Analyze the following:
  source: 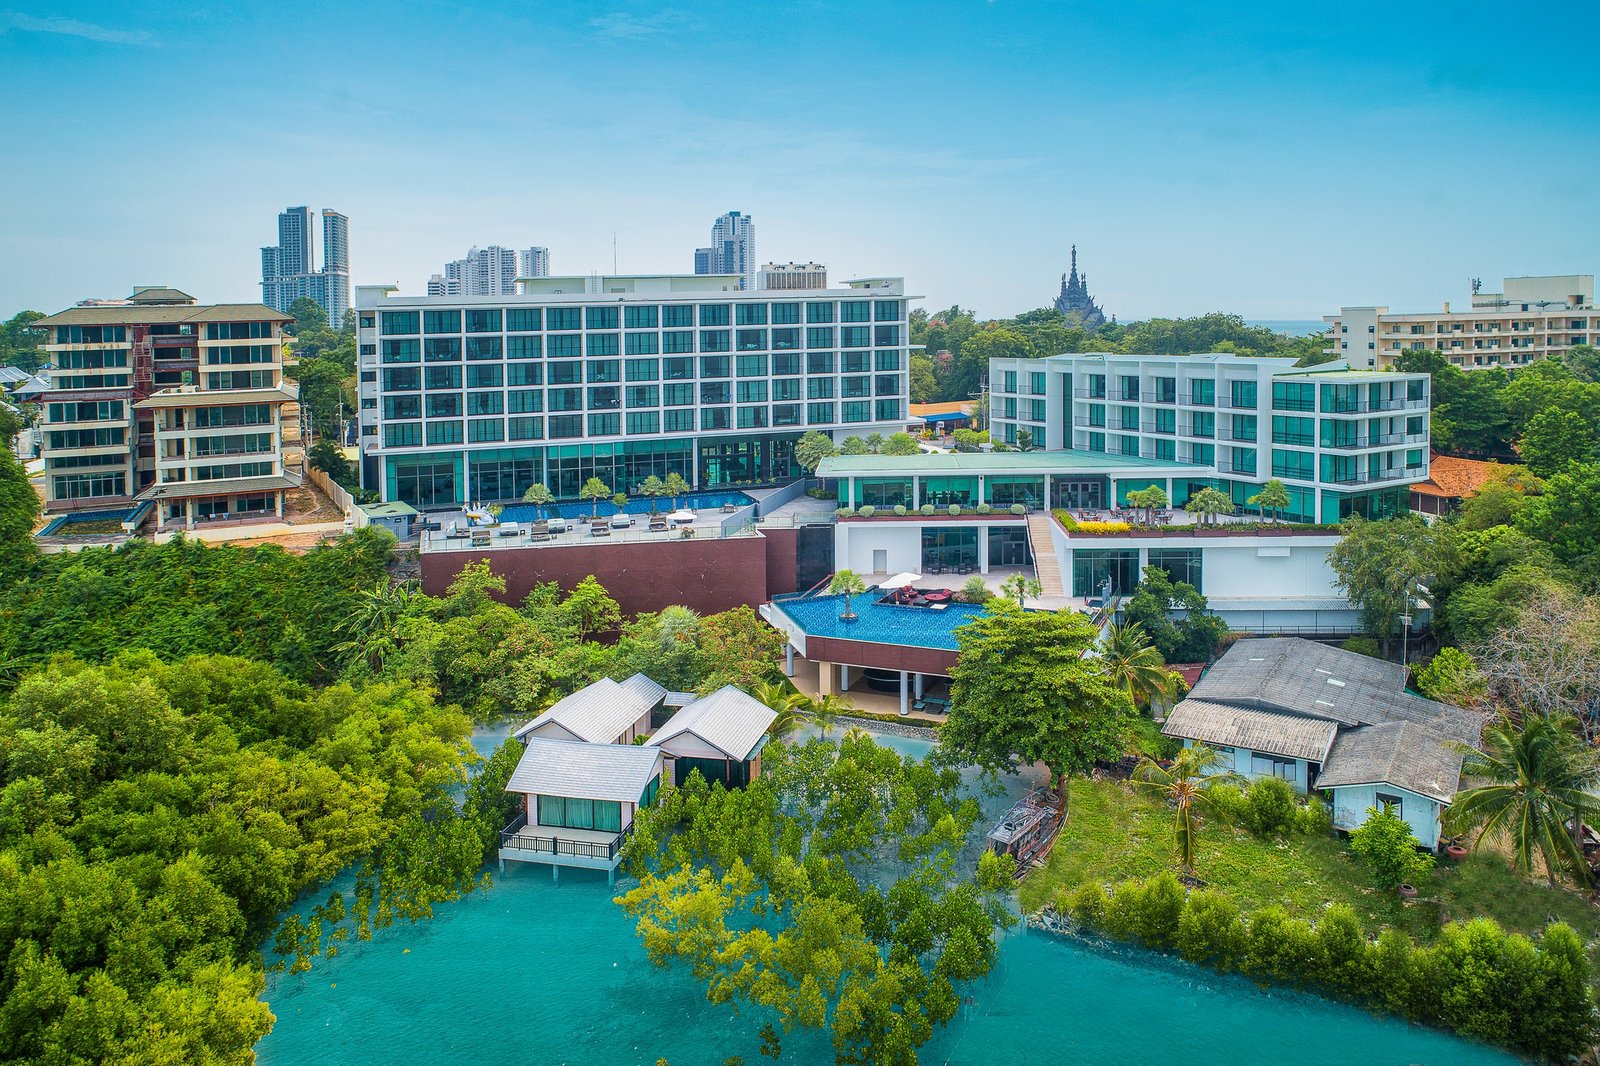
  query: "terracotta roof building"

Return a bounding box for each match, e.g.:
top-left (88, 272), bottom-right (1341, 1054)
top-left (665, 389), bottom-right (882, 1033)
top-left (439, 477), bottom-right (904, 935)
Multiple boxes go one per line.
top-left (1410, 453), bottom-right (1504, 516)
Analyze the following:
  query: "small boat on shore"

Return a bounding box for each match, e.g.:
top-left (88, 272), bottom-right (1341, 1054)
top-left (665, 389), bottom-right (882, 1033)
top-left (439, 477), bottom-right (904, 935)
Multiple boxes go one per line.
top-left (985, 786), bottom-right (1065, 875)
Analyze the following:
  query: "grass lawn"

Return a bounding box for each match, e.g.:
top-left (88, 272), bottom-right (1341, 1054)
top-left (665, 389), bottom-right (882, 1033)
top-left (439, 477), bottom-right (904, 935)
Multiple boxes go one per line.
top-left (1018, 775), bottom-right (1600, 951)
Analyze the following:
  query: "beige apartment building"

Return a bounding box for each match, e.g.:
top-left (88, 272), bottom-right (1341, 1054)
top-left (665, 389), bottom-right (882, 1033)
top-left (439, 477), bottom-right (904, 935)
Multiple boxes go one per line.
top-left (34, 286), bottom-right (300, 527)
top-left (1326, 275), bottom-right (1597, 371)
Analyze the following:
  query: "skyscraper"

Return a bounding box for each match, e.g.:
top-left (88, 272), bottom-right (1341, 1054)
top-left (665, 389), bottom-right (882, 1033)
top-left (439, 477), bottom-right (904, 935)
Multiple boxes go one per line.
top-left (260, 205), bottom-right (350, 326)
top-left (520, 246), bottom-right (550, 278)
top-left (693, 211), bottom-right (756, 289)
top-left (430, 245), bottom-right (544, 296)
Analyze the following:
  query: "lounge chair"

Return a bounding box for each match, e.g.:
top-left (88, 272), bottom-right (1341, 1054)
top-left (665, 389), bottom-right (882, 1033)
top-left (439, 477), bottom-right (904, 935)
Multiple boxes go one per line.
top-left (648, 518), bottom-right (668, 532)
top-left (590, 523), bottom-right (611, 537)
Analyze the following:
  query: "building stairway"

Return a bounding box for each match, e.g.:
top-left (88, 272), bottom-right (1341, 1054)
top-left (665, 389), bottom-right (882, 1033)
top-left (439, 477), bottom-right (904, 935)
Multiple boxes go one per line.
top-left (1025, 513), bottom-right (1066, 598)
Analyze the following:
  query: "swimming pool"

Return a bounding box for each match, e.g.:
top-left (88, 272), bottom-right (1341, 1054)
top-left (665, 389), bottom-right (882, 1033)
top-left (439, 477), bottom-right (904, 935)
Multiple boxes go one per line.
top-left (36, 503), bottom-right (150, 537)
top-left (494, 489), bottom-right (754, 524)
top-left (773, 591), bottom-right (990, 651)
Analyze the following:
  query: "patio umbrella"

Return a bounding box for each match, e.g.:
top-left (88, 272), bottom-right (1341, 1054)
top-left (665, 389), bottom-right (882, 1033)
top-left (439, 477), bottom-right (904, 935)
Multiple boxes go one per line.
top-left (667, 510), bottom-right (696, 522)
top-left (877, 571), bottom-right (923, 588)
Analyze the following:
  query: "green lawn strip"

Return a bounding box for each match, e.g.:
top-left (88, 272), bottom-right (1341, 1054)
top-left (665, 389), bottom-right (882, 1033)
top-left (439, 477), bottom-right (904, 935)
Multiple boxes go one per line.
top-left (1020, 777), bottom-right (1600, 954)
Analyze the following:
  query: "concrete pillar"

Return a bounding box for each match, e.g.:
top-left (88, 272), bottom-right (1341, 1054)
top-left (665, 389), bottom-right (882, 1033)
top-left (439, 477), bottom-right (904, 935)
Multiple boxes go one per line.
top-left (185, 498), bottom-right (195, 531)
top-left (785, 643), bottom-right (795, 677)
top-left (818, 660), bottom-right (835, 696)
top-left (899, 670), bottom-right (909, 716)
top-left (274, 491), bottom-right (284, 518)
top-left (912, 474), bottom-right (921, 509)
top-left (979, 525), bottom-right (991, 575)
top-left (839, 664), bottom-right (850, 692)
top-left (914, 673), bottom-right (925, 699)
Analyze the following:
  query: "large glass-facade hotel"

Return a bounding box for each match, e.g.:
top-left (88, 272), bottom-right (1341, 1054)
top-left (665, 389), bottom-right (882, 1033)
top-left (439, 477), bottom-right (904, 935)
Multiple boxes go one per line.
top-left (988, 353), bottom-right (1431, 524)
top-left (356, 275), bottom-right (913, 508)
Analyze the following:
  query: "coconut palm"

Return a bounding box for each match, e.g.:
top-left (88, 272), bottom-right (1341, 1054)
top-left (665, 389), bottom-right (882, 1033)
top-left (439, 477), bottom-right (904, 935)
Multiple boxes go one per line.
top-left (637, 475), bottom-right (666, 516)
top-left (751, 680), bottom-right (808, 737)
top-left (1184, 487), bottom-right (1235, 527)
top-left (1133, 744), bottom-right (1236, 872)
top-left (1445, 713), bottom-right (1600, 887)
top-left (1101, 621), bottom-right (1177, 709)
top-left (999, 573), bottom-right (1042, 606)
top-left (1247, 479), bottom-right (1290, 524)
top-left (663, 472), bottom-right (691, 510)
top-left (805, 693), bottom-right (853, 739)
top-left (1125, 485), bottom-right (1168, 525)
top-left (333, 579), bottom-right (416, 673)
top-left (830, 569), bottom-right (867, 620)
top-left (521, 482), bottom-right (555, 521)
top-left (579, 477), bottom-right (611, 518)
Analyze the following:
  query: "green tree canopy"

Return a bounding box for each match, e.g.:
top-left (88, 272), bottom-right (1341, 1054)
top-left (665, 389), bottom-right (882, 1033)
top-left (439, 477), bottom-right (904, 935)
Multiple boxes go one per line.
top-left (945, 602), bottom-right (1134, 811)
top-left (1123, 566), bottom-right (1228, 663)
top-left (794, 431), bottom-right (838, 473)
top-left (1328, 516), bottom-right (1453, 655)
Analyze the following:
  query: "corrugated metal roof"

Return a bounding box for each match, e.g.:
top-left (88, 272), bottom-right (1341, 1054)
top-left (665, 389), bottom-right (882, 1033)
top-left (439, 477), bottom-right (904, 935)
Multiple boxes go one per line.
top-left (1316, 721), bottom-right (1464, 804)
top-left (513, 676), bottom-right (663, 744)
top-left (505, 737), bottom-right (661, 802)
top-left (1162, 700), bottom-right (1338, 763)
top-left (651, 686), bottom-right (777, 761)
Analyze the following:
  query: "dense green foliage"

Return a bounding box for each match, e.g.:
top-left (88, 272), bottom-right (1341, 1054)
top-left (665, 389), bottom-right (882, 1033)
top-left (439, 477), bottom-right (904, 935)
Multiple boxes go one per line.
top-left (1395, 348), bottom-right (1600, 460)
top-left (945, 602), bottom-right (1133, 808)
top-left (617, 732), bottom-right (1015, 1065)
top-left (0, 443), bottom-right (39, 584)
top-left (1122, 566), bottom-right (1228, 663)
top-left (910, 307), bottom-right (1327, 403)
top-left (283, 297), bottom-right (356, 440)
top-left (0, 530), bottom-right (394, 684)
top-left (0, 310), bottom-right (46, 374)
top-left (1349, 807), bottom-right (1433, 890)
top-left (1064, 873), bottom-right (1594, 1061)
top-left (0, 652), bottom-right (480, 1063)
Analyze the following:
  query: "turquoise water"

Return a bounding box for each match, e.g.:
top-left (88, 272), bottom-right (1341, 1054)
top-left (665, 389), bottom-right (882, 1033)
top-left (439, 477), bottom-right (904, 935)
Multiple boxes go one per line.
top-left (1247, 319), bottom-right (1329, 338)
top-left (775, 592), bottom-right (989, 650)
top-left (258, 871), bottom-right (1515, 1066)
top-left (259, 728), bottom-right (1516, 1066)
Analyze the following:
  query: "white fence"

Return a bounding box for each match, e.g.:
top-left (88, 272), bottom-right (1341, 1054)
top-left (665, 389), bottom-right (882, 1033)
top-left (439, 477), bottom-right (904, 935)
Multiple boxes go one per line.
top-left (301, 461), bottom-right (355, 517)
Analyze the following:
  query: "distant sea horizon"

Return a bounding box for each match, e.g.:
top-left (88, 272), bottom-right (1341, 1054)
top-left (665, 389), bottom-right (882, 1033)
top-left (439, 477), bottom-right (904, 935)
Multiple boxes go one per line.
top-left (1247, 319), bottom-right (1328, 337)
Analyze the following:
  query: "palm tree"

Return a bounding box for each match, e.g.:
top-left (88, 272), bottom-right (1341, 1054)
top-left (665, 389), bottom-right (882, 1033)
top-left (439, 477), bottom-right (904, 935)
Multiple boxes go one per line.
top-left (806, 693), bottom-right (853, 739)
top-left (637, 475), bottom-right (666, 516)
top-left (1101, 621), bottom-right (1177, 709)
top-left (662, 472), bottom-right (691, 510)
top-left (1125, 485), bottom-right (1168, 524)
top-left (999, 573), bottom-right (1042, 606)
top-left (522, 482), bottom-right (555, 521)
top-left (333, 579), bottom-right (415, 673)
top-left (1133, 744), bottom-right (1236, 873)
top-left (1446, 713), bottom-right (1600, 887)
top-left (1184, 487), bottom-right (1235, 527)
top-left (830, 569), bottom-right (867, 621)
top-left (579, 477), bottom-right (611, 519)
top-left (751, 680), bottom-right (807, 738)
top-left (1247, 479), bottom-right (1290, 524)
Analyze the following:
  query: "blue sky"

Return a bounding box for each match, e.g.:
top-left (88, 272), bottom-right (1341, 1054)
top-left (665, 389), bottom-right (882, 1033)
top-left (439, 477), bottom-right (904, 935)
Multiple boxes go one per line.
top-left (3, 1), bottom-right (1597, 320)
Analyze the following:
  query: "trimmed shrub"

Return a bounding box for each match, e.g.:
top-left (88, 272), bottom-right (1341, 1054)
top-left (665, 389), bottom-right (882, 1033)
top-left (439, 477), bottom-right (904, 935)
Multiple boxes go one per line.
top-left (920, 504), bottom-right (935, 516)
top-left (1176, 890), bottom-right (1246, 971)
top-left (1052, 508), bottom-right (1077, 529)
top-left (976, 503), bottom-right (992, 515)
top-left (948, 504), bottom-right (962, 516)
top-left (835, 506), bottom-right (856, 518)
top-left (893, 504), bottom-right (908, 516)
top-left (857, 504), bottom-right (876, 518)
top-left (1242, 776), bottom-right (1297, 836)
top-left (1059, 875), bottom-right (1596, 1061)
top-left (1075, 520), bottom-right (1133, 535)
top-left (1010, 503), bottom-right (1027, 515)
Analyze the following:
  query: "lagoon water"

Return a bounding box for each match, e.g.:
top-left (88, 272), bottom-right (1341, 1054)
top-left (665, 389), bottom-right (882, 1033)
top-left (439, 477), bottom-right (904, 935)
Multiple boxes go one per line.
top-left (260, 727), bottom-right (1516, 1066)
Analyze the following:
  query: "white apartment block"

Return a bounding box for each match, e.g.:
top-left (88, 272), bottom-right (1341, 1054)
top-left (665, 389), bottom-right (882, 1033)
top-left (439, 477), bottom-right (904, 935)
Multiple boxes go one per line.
top-left (1327, 275), bottom-right (1597, 370)
top-left (759, 263), bottom-right (828, 290)
top-left (34, 287), bottom-right (299, 526)
top-left (521, 247), bottom-right (550, 278)
top-left (355, 273), bottom-right (914, 508)
top-left (989, 353), bottom-right (1430, 524)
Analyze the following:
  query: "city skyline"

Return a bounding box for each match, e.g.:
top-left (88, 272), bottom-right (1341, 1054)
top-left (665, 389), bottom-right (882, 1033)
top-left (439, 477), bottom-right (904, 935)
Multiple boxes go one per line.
top-left (2, 1), bottom-right (1597, 321)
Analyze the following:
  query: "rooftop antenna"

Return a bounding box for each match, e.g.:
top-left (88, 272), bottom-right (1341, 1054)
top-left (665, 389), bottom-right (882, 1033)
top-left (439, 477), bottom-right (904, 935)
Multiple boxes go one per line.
top-left (1469, 277), bottom-right (1482, 295)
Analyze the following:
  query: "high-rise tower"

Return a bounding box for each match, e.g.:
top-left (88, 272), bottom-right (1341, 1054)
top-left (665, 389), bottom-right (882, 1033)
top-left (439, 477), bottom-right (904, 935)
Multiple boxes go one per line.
top-left (694, 211), bottom-right (756, 290)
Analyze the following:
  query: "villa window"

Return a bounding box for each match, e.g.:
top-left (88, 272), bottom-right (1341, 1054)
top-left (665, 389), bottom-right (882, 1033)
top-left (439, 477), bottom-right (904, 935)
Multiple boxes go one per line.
top-left (537, 795), bottom-right (623, 833)
top-left (1250, 753), bottom-right (1297, 780)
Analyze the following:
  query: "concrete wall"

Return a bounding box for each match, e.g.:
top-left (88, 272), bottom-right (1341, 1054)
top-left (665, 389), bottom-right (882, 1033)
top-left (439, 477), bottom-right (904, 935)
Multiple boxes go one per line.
top-left (1330, 783), bottom-right (1443, 851)
top-left (421, 534), bottom-right (772, 618)
top-left (1200, 540), bottom-right (1341, 601)
top-left (835, 522), bottom-right (922, 576)
top-left (805, 634), bottom-right (958, 675)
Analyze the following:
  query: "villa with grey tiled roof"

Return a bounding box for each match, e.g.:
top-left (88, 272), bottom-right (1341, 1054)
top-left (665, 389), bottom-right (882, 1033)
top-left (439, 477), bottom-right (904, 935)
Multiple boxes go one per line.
top-left (1163, 637), bottom-right (1484, 851)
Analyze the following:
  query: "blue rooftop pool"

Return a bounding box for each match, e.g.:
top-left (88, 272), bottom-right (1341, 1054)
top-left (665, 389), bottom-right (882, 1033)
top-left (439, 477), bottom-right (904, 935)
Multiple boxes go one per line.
top-left (774, 592), bottom-right (990, 651)
top-left (495, 489), bottom-right (754, 524)
top-left (36, 503), bottom-right (151, 537)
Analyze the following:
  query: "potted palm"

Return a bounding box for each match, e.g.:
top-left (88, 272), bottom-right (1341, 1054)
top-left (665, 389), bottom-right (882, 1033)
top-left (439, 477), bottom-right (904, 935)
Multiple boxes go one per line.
top-left (830, 569), bottom-right (867, 622)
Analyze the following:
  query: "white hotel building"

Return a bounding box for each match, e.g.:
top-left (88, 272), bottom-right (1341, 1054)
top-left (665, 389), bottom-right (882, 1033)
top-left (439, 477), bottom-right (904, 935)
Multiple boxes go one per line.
top-left (355, 274), bottom-right (913, 507)
top-left (988, 353), bottom-right (1431, 525)
top-left (1327, 274), bottom-right (1597, 371)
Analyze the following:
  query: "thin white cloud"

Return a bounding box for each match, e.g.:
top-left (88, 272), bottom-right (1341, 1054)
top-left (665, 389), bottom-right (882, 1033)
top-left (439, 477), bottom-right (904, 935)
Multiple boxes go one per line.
top-left (0, 11), bottom-right (152, 45)
top-left (586, 11), bottom-right (682, 41)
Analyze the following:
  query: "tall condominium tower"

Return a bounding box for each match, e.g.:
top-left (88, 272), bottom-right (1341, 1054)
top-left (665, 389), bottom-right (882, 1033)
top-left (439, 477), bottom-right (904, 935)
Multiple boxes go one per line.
top-left (431, 245), bottom-right (543, 297)
top-left (694, 211), bottom-right (756, 290)
top-left (521, 247), bottom-right (550, 278)
top-left (260, 206), bottom-right (351, 327)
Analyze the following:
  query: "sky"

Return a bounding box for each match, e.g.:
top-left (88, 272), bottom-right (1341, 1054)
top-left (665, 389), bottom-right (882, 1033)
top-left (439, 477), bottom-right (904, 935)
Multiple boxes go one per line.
top-left (2, 0), bottom-right (1597, 322)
